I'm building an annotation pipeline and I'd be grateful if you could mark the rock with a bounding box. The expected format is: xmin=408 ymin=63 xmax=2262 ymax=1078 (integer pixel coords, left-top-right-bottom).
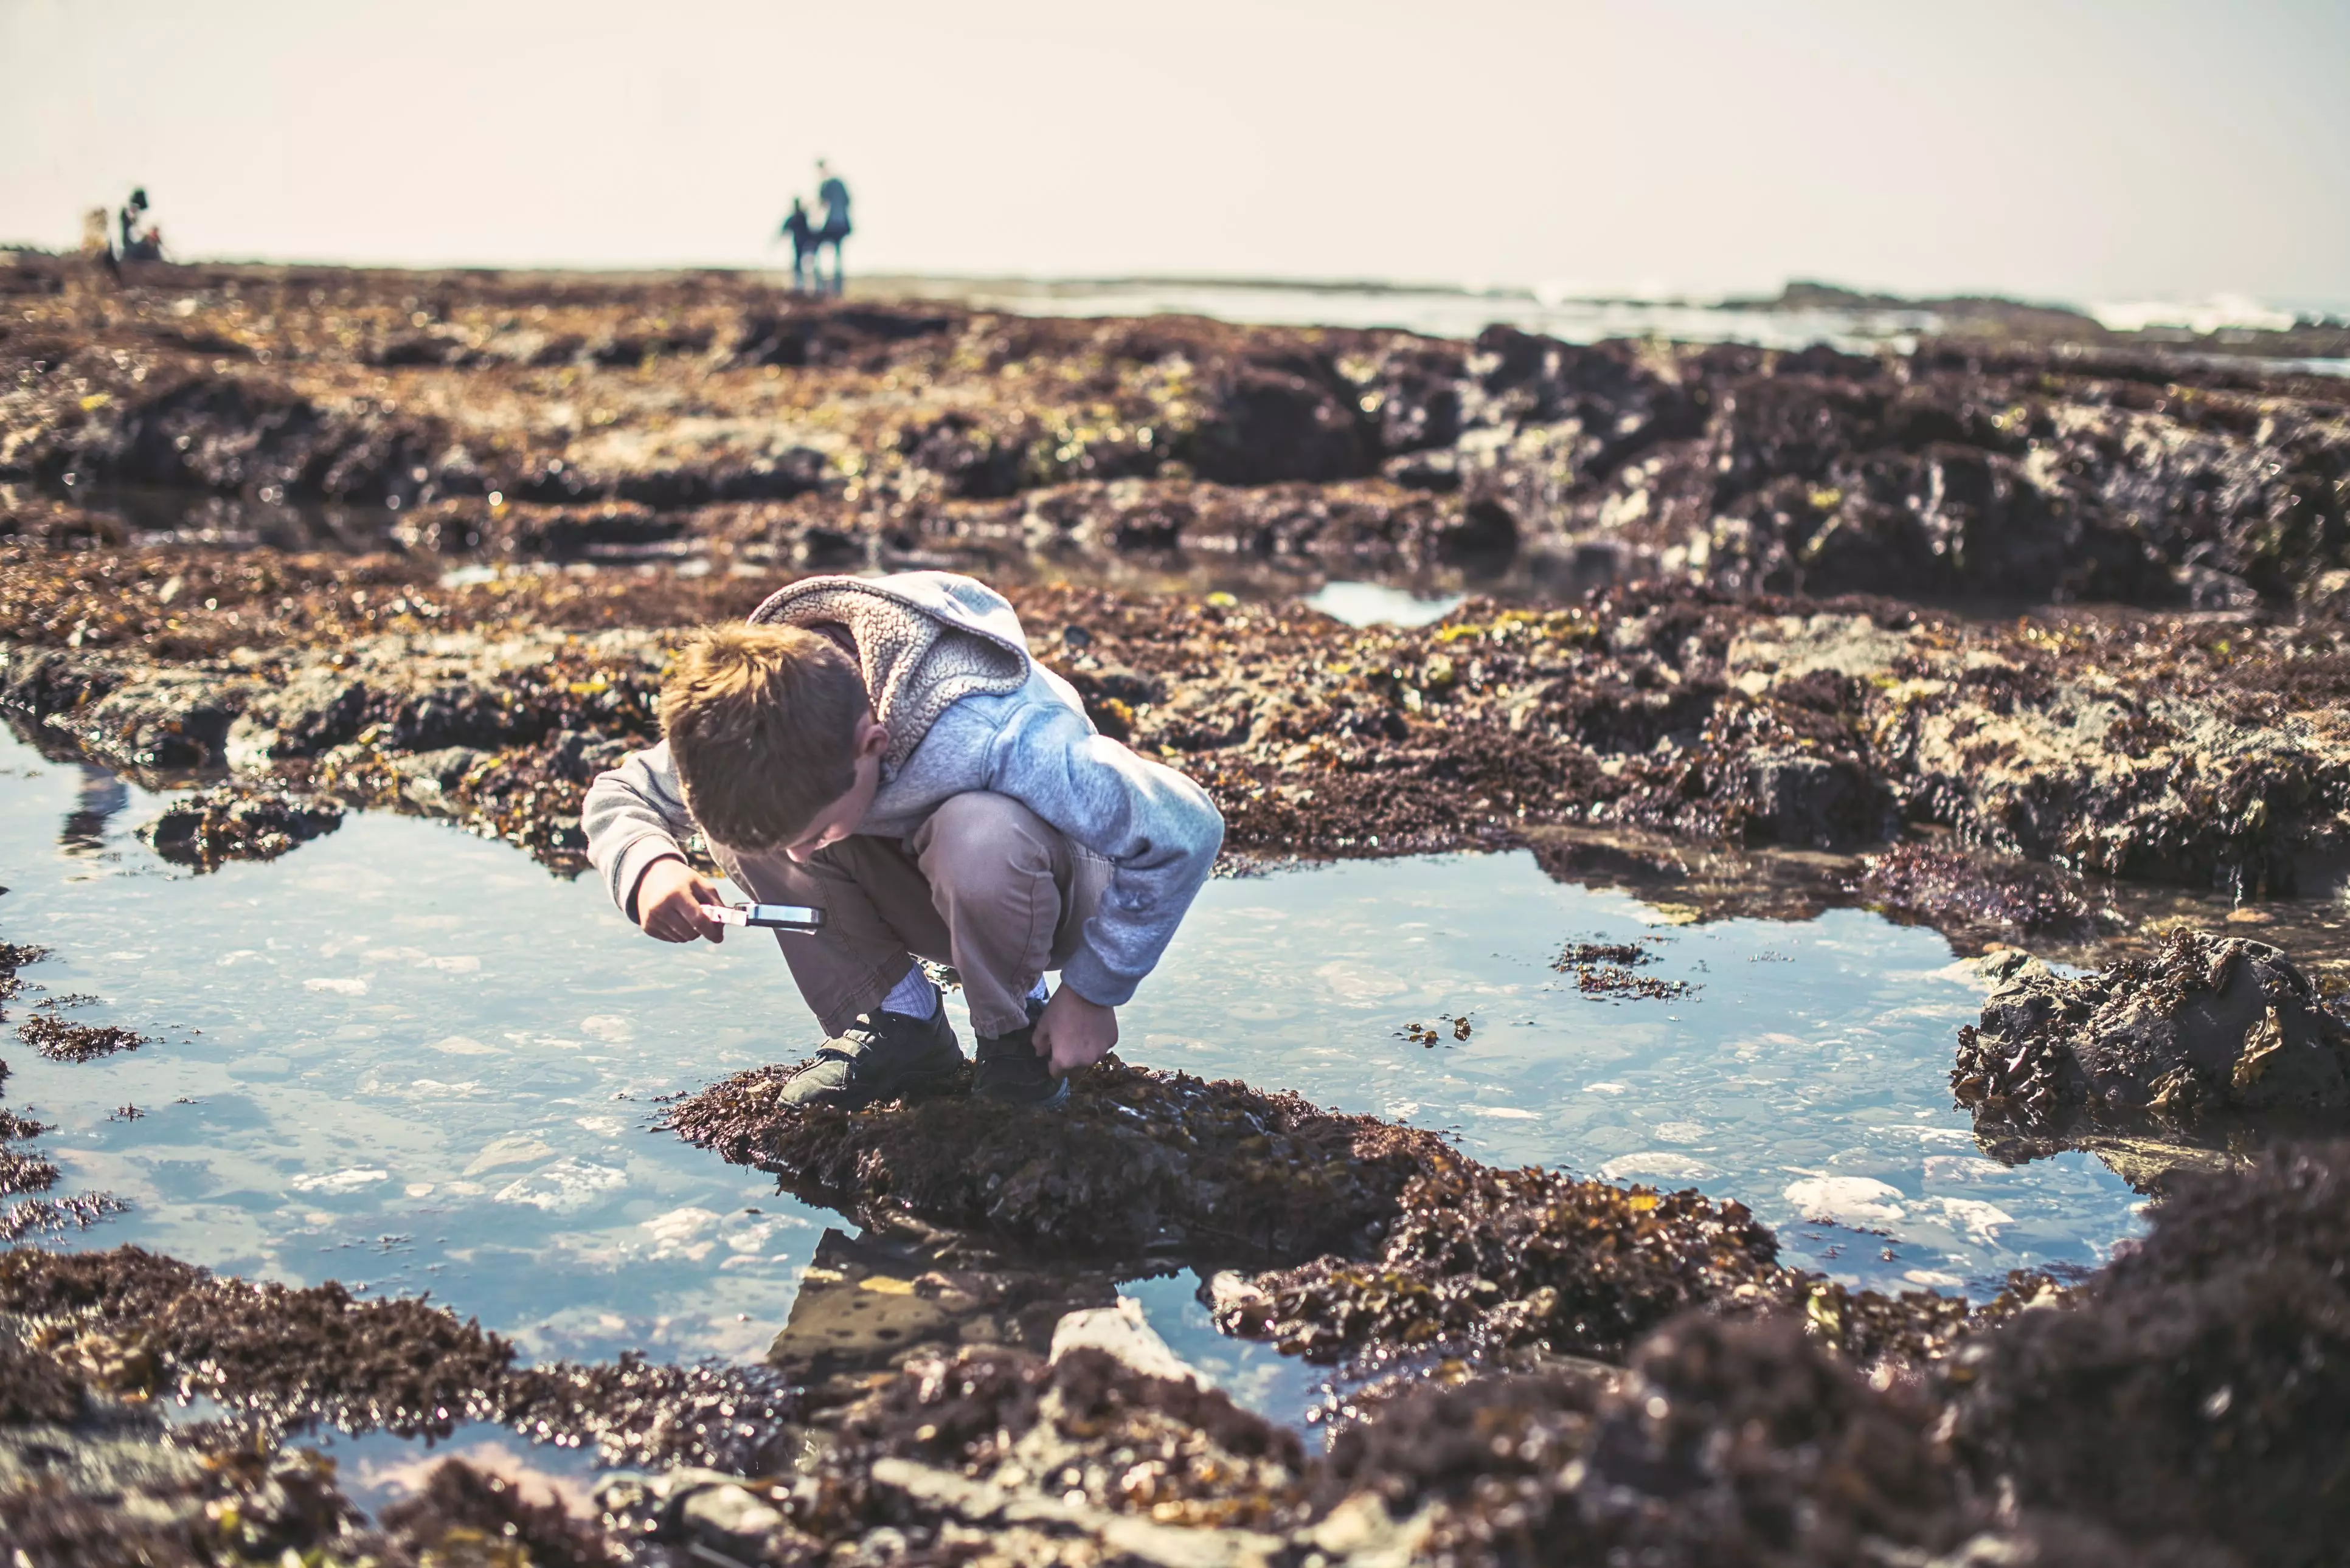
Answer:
xmin=545 ymin=727 xmax=633 ymax=782
xmin=391 ymin=745 xmax=487 ymax=803
xmin=137 ymin=785 xmax=344 ymax=870
xmin=1953 ymin=1139 xmax=2350 ymax=1566
xmin=1225 ymin=1159 xmax=1788 ymax=1364
xmin=1178 ymin=355 xmax=1378 ymax=486
xmin=1952 ymin=930 xmax=2350 ymax=1131
xmin=665 ymin=1057 xmax=1451 ymax=1266
xmin=224 ymin=669 xmax=367 ymax=762
xmin=41 ymin=666 xmax=248 ymax=769
xmin=1738 ymin=748 xmax=1891 ymax=848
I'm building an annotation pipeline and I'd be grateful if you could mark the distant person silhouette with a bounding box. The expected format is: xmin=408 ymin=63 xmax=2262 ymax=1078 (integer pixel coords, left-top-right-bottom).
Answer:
xmin=780 ymin=198 xmax=817 ymax=293
xmin=814 ymin=160 xmax=851 ymax=295
xmin=115 ymin=187 xmax=162 ymax=263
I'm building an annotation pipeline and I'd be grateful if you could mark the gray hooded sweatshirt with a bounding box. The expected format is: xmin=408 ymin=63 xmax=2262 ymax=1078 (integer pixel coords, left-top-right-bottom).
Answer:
xmin=581 ymin=571 xmax=1223 ymax=1009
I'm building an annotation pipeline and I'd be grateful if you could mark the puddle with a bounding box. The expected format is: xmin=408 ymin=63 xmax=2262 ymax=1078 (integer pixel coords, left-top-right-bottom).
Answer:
xmin=1303 ymin=580 xmax=1467 ymax=629
xmin=0 ymin=726 xmax=2144 ymax=1425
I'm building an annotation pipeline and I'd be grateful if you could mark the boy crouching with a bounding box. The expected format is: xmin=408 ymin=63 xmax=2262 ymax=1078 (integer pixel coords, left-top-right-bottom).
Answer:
xmin=582 ymin=572 xmax=1223 ymax=1108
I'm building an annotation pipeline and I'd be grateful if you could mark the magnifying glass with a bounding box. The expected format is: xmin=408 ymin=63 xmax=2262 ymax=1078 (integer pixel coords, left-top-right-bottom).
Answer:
xmin=698 ymin=902 xmax=827 ymax=934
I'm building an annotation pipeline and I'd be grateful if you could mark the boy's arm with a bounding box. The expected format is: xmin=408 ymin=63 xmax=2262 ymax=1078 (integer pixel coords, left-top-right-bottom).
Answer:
xmin=584 ymin=739 xmax=699 ymax=923
xmin=985 ymin=703 xmax=1224 ymax=1007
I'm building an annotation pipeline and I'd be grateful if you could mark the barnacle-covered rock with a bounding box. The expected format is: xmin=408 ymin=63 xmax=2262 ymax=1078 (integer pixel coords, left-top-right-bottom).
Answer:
xmin=1218 ymin=1160 xmax=1789 ymax=1364
xmin=1952 ymin=931 xmax=2350 ymax=1132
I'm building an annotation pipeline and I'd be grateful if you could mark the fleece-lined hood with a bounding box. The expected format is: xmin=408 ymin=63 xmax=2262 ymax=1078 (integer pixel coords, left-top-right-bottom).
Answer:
xmin=744 ymin=572 xmax=1031 ymax=770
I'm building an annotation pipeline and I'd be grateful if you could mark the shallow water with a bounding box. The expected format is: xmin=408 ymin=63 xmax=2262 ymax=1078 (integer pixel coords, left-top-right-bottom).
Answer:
xmin=0 ymin=727 xmax=2142 ymax=1429
xmin=883 ymin=277 xmax=1936 ymax=356
xmin=1302 ymin=580 xmax=1467 ymax=629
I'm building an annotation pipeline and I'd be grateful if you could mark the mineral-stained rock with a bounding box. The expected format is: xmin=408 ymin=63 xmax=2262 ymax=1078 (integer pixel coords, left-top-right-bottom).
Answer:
xmin=136 ymin=784 xmax=344 ymax=870
xmin=665 ymin=1057 xmax=1451 ymax=1266
xmin=1952 ymin=931 xmax=2350 ymax=1130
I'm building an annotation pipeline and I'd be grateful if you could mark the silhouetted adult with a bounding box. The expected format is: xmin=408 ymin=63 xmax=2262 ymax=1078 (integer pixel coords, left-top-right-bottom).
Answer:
xmin=814 ymin=160 xmax=851 ymax=294
xmin=780 ymin=198 xmax=817 ymax=292
xmin=115 ymin=187 xmax=165 ymax=263
xmin=117 ymin=188 xmax=151 ymax=262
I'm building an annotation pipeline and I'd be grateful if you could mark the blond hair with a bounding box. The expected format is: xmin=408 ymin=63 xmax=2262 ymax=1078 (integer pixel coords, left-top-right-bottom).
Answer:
xmin=659 ymin=623 xmax=870 ymax=849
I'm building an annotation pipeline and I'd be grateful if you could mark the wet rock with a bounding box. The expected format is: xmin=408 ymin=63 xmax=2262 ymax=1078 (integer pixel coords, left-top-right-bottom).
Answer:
xmin=1222 ymin=1158 xmax=1788 ymax=1364
xmin=1048 ymin=1296 xmax=1204 ymax=1387
xmin=0 ymin=1393 xmax=373 ymax=1568
xmin=1952 ymin=1139 xmax=2350 ymax=1566
xmin=1952 ymin=930 xmax=2350 ymax=1131
xmin=60 ymin=371 xmax=452 ymax=506
xmin=0 ymin=1333 xmax=88 ymax=1425
xmin=389 ymin=743 xmax=488 ymax=800
xmin=136 ymin=784 xmax=344 ymax=869
xmin=544 ymin=726 xmax=633 ymax=783
xmin=13 ymin=263 xmax=2350 ymax=606
xmin=0 ymin=1245 xmax=803 ymax=1473
xmin=0 ymin=1147 xmax=60 ymax=1197
xmin=0 ymin=646 xmax=123 ymax=724
xmin=36 ymin=665 xmax=246 ymax=768
xmin=666 ymin=1057 xmax=1451 ymax=1266
xmin=840 ymin=1343 xmax=1305 ymax=1531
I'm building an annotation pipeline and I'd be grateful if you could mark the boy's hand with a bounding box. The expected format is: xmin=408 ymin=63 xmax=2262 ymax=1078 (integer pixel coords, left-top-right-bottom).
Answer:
xmin=1033 ymin=987 xmax=1118 ymax=1076
xmin=637 ymin=857 xmax=727 ymax=944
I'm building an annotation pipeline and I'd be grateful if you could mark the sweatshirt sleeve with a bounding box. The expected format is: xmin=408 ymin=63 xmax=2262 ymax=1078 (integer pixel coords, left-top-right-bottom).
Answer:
xmin=583 ymin=739 xmax=696 ymax=922
xmin=982 ymin=701 xmax=1224 ymax=1007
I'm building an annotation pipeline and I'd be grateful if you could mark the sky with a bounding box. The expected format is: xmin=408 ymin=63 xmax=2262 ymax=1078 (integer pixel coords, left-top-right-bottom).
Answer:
xmin=4 ymin=0 xmax=2346 ymax=311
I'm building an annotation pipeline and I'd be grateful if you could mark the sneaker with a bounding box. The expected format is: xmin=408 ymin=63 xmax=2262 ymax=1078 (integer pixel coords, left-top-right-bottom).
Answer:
xmin=780 ymin=1000 xmax=963 ymax=1110
xmin=974 ymin=995 xmax=1069 ymax=1108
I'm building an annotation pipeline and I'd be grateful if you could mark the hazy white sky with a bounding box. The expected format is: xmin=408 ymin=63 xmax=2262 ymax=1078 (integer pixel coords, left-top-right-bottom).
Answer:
xmin=5 ymin=0 xmax=2346 ymax=308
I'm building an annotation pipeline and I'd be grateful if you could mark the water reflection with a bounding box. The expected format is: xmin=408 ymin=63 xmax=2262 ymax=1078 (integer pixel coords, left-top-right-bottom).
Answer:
xmin=61 ymin=766 xmax=128 ymax=857
xmin=1303 ymin=581 xmax=1466 ymax=629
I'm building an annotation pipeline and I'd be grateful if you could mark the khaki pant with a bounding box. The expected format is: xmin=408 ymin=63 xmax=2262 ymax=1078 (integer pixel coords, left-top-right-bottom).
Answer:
xmin=715 ymin=792 xmax=1111 ymax=1038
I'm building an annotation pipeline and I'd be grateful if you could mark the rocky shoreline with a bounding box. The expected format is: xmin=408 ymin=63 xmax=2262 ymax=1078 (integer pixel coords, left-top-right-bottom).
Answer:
xmin=4 ymin=260 xmax=2349 ymax=1565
